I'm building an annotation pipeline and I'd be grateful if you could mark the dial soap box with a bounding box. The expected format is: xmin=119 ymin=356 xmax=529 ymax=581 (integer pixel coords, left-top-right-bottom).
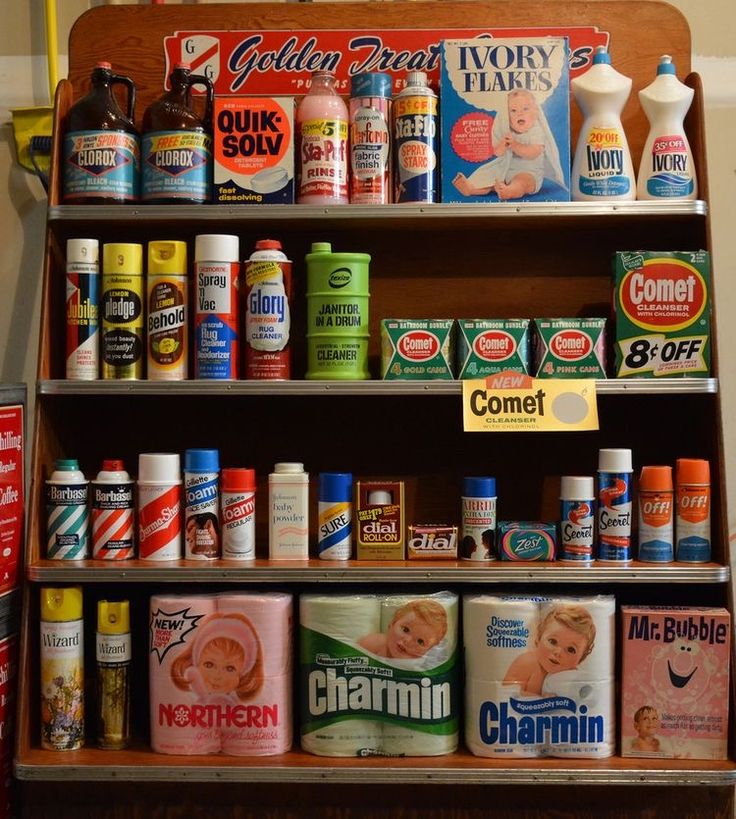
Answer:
xmin=621 ymin=606 xmax=730 ymax=759
xmin=613 ymin=251 xmax=710 ymax=377
xmin=440 ymin=37 xmax=571 ymax=203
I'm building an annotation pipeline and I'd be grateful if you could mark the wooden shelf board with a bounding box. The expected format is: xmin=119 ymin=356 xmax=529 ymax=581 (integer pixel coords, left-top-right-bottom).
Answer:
xmin=14 ymin=746 xmax=736 ymax=785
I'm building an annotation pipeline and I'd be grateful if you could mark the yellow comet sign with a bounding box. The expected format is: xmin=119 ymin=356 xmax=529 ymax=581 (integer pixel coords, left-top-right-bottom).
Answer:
xmin=462 ymin=371 xmax=599 ymax=432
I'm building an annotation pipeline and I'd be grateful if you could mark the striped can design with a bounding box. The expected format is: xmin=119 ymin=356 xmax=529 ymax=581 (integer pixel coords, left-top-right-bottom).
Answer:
xmin=92 ymin=481 xmax=135 ymax=559
xmin=138 ymin=483 xmax=182 ymax=560
xmin=46 ymin=482 xmax=89 ymax=559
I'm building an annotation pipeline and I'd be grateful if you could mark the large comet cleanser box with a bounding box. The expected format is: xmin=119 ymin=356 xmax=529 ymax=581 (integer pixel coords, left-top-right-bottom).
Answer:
xmin=440 ymin=37 xmax=570 ymax=204
xmin=613 ymin=251 xmax=710 ymax=378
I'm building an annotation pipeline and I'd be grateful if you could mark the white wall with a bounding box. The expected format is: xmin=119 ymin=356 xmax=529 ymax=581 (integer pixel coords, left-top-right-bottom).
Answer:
xmin=1 ymin=0 xmax=735 ymax=527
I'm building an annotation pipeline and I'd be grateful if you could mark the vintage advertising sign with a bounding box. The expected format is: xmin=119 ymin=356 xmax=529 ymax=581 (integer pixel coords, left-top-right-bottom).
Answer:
xmin=164 ymin=27 xmax=609 ymax=95
xmin=0 ymin=406 xmax=23 ymax=593
xmin=462 ymin=372 xmax=598 ymax=432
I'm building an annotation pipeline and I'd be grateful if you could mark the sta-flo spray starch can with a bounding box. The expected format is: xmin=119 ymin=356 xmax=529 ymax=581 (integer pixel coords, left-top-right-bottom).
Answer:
xmin=102 ymin=243 xmax=144 ymax=379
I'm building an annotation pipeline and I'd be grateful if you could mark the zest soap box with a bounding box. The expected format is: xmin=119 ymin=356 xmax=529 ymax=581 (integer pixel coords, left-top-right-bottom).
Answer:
xmin=213 ymin=97 xmax=294 ymax=204
xmin=621 ymin=606 xmax=730 ymax=759
xmin=497 ymin=521 xmax=556 ymax=560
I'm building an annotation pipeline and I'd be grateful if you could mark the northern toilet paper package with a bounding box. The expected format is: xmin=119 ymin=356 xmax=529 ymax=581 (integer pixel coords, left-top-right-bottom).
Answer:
xmin=464 ymin=594 xmax=615 ymax=759
xmin=300 ymin=592 xmax=459 ymax=757
xmin=149 ymin=592 xmax=293 ymax=756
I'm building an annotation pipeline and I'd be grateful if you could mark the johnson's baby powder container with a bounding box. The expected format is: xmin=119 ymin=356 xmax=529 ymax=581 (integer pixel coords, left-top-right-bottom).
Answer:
xmin=637 ymin=55 xmax=697 ymax=200
xmin=571 ymin=47 xmax=635 ymax=201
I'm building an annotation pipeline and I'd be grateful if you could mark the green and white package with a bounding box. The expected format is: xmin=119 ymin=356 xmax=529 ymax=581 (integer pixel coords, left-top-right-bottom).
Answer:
xmin=456 ymin=319 xmax=531 ymax=378
xmin=380 ymin=319 xmax=455 ymax=379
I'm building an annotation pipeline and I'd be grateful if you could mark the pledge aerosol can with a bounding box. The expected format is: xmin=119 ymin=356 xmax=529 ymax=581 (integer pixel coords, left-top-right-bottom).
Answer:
xmin=245 ymin=239 xmax=292 ymax=379
xmin=102 ymin=243 xmax=144 ymax=379
xmin=40 ymin=587 xmax=84 ymax=750
xmin=92 ymin=459 xmax=135 ymax=560
xmin=147 ymin=240 xmax=188 ymax=380
xmin=46 ymin=459 xmax=89 ymax=559
xmin=194 ymin=234 xmax=240 ymax=379
xmin=65 ymin=238 xmax=100 ymax=380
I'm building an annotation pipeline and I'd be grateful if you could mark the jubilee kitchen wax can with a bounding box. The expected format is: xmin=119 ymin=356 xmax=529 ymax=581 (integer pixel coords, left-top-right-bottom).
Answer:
xmin=65 ymin=239 xmax=100 ymax=380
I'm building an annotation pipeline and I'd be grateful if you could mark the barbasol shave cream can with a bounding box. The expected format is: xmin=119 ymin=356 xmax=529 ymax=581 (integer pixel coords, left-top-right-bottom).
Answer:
xmin=559 ymin=476 xmax=595 ymax=562
xmin=597 ymin=448 xmax=633 ymax=562
xmin=194 ymin=234 xmax=240 ymax=379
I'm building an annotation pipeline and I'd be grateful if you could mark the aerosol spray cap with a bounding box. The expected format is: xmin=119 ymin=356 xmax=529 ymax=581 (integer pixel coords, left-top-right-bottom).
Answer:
xmin=41 ymin=587 xmax=83 ymax=622
xmin=97 ymin=600 xmax=130 ymax=634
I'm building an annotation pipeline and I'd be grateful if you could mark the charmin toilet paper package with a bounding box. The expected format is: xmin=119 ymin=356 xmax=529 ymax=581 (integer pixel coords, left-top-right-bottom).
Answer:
xmin=149 ymin=592 xmax=293 ymax=756
xmin=464 ymin=594 xmax=615 ymax=759
xmin=621 ymin=606 xmax=730 ymax=759
xmin=300 ymin=592 xmax=459 ymax=757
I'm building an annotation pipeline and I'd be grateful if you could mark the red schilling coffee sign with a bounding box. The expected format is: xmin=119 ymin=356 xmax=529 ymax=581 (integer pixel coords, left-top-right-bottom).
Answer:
xmin=163 ymin=27 xmax=610 ymax=95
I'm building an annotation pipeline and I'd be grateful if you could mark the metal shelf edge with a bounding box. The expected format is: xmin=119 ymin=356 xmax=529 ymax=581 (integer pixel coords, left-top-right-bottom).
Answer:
xmin=37 ymin=378 xmax=719 ymax=397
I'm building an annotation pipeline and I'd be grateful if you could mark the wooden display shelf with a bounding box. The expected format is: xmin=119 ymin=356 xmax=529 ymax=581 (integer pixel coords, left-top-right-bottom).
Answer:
xmin=25 ymin=558 xmax=730 ymax=584
xmin=14 ymin=745 xmax=736 ymax=785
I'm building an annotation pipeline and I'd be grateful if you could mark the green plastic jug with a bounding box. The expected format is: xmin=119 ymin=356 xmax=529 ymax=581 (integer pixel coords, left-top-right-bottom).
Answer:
xmin=305 ymin=242 xmax=371 ymax=380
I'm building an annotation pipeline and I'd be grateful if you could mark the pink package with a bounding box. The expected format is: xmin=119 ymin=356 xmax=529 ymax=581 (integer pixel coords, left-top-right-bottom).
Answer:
xmin=149 ymin=592 xmax=293 ymax=756
xmin=621 ymin=606 xmax=730 ymax=759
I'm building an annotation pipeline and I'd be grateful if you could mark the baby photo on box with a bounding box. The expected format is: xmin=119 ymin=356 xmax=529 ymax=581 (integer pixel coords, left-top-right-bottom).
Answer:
xmin=621 ymin=606 xmax=730 ymax=759
xmin=441 ymin=37 xmax=570 ymax=203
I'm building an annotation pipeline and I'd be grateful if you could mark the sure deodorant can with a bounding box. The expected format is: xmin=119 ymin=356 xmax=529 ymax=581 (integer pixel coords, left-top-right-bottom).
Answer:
xmin=559 ymin=476 xmax=595 ymax=562
xmin=221 ymin=467 xmax=256 ymax=560
xmin=461 ymin=476 xmax=496 ymax=560
xmin=184 ymin=448 xmax=220 ymax=560
xmin=318 ymin=472 xmax=352 ymax=559
xmin=245 ymin=239 xmax=292 ymax=379
xmin=65 ymin=238 xmax=100 ymax=380
xmin=638 ymin=465 xmax=674 ymax=562
xmin=92 ymin=459 xmax=135 ymax=560
xmin=597 ymin=448 xmax=633 ymax=561
xmin=194 ymin=234 xmax=240 ymax=379
xmin=147 ymin=240 xmax=188 ymax=380
xmin=675 ymin=458 xmax=711 ymax=562
xmin=102 ymin=243 xmax=144 ymax=379
xmin=137 ymin=453 xmax=182 ymax=561
xmin=46 ymin=459 xmax=89 ymax=559
xmin=40 ymin=587 xmax=84 ymax=750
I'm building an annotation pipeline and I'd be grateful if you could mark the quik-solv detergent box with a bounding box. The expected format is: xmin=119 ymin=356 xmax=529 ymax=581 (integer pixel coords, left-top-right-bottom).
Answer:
xmin=621 ymin=606 xmax=730 ymax=759
xmin=441 ymin=38 xmax=570 ymax=204
xmin=613 ymin=251 xmax=710 ymax=377
xmin=214 ymin=97 xmax=294 ymax=203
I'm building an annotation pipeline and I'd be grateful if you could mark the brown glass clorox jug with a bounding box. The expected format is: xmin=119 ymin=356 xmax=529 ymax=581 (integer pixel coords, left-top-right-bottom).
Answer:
xmin=62 ymin=61 xmax=139 ymax=204
xmin=141 ymin=63 xmax=214 ymax=204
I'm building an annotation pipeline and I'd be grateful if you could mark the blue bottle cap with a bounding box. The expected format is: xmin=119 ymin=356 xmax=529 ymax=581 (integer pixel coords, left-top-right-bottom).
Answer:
xmin=351 ymin=72 xmax=392 ymax=99
xmin=592 ymin=46 xmax=611 ymax=65
xmin=657 ymin=55 xmax=677 ymax=75
xmin=184 ymin=448 xmax=220 ymax=473
xmin=319 ymin=472 xmax=353 ymax=502
xmin=463 ymin=476 xmax=496 ymax=498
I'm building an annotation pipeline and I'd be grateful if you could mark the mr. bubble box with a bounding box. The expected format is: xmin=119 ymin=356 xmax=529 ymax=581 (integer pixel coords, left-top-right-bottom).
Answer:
xmin=213 ymin=97 xmax=294 ymax=203
xmin=621 ymin=606 xmax=730 ymax=759
xmin=441 ymin=37 xmax=570 ymax=203
xmin=613 ymin=251 xmax=711 ymax=377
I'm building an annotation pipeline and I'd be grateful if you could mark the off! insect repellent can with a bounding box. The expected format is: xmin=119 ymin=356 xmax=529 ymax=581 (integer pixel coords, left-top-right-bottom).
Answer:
xmin=194 ymin=235 xmax=240 ymax=379
xmin=638 ymin=465 xmax=674 ymax=562
xmin=65 ymin=239 xmax=100 ymax=380
xmin=147 ymin=241 xmax=188 ymax=380
xmin=102 ymin=243 xmax=144 ymax=379
xmin=675 ymin=458 xmax=711 ymax=562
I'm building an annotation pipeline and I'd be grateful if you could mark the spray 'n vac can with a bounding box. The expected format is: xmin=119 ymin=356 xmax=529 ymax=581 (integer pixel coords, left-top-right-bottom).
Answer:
xmin=393 ymin=71 xmax=439 ymax=203
xmin=92 ymin=459 xmax=135 ymax=560
xmin=40 ymin=587 xmax=84 ymax=750
xmin=101 ymin=243 xmax=144 ymax=379
xmin=245 ymin=239 xmax=292 ymax=379
xmin=350 ymin=72 xmax=392 ymax=204
xmin=65 ymin=238 xmax=100 ymax=380
xmin=147 ymin=240 xmax=188 ymax=380
xmin=46 ymin=458 xmax=89 ymax=559
xmin=194 ymin=234 xmax=240 ymax=379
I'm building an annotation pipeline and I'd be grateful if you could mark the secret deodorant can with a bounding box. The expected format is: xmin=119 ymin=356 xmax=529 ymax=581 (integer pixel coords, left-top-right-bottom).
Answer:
xmin=194 ymin=234 xmax=240 ymax=379
xmin=597 ymin=448 xmax=633 ymax=562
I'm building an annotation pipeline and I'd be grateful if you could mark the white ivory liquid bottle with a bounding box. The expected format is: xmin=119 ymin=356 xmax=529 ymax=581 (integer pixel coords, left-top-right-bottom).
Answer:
xmin=571 ymin=46 xmax=635 ymax=201
xmin=637 ymin=55 xmax=697 ymax=200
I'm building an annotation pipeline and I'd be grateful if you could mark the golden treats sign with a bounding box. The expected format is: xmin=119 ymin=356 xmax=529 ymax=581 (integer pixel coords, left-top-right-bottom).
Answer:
xmin=463 ymin=372 xmax=598 ymax=432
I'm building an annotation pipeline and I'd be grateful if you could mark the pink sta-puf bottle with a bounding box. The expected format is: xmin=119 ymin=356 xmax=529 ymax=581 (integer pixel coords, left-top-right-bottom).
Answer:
xmin=297 ymin=71 xmax=349 ymax=204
